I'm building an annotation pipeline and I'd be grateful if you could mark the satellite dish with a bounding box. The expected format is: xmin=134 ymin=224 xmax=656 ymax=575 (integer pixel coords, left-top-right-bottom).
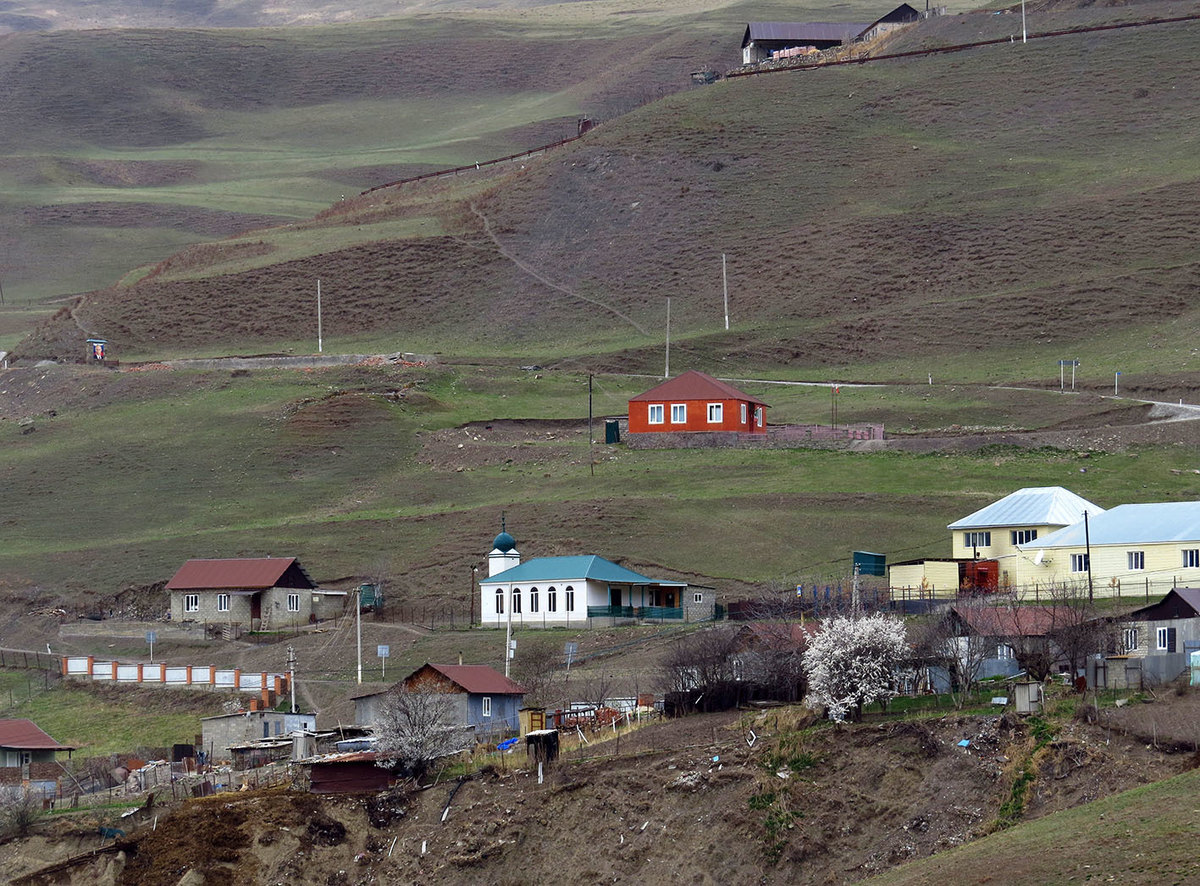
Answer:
xmin=1033 ymin=550 xmax=1044 ymax=565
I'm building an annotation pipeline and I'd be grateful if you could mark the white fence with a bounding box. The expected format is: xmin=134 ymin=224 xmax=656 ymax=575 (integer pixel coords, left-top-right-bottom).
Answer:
xmin=62 ymin=656 xmax=287 ymax=694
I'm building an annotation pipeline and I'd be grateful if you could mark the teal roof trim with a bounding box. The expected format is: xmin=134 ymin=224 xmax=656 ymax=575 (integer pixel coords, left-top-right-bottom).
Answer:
xmin=485 ymin=555 xmax=660 ymax=585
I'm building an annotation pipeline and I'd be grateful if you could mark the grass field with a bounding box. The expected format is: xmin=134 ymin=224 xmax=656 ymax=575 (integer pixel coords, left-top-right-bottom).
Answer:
xmin=0 ymin=670 xmax=220 ymax=757
xmin=1 ymin=361 xmax=1195 ymax=600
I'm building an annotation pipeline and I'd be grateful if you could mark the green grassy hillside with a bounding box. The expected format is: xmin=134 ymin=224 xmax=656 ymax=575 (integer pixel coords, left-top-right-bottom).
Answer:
xmin=869 ymin=765 xmax=1200 ymax=886
xmin=0 ymin=0 xmax=758 ymax=303
xmin=23 ymin=0 xmax=1200 ymax=389
xmin=1 ymin=360 xmax=1195 ymax=600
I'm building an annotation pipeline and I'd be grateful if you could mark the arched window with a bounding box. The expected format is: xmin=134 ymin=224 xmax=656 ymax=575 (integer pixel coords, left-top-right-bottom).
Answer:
xmin=565 ymin=585 xmax=575 ymax=611
xmin=495 ymin=587 xmax=504 ymax=615
xmin=547 ymin=586 xmax=557 ymax=612
xmin=512 ymin=587 xmax=522 ymax=614
xmin=530 ymin=587 xmax=539 ymax=612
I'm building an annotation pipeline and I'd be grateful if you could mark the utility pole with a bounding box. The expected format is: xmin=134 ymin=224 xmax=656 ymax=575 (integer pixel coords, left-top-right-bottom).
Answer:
xmin=1083 ymin=510 xmax=1094 ymax=602
xmin=0 ymin=278 xmax=5 ymax=306
xmin=317 ymin=279 xmax=323 ymax=354
xmin=504 ymin=582 xmax=514 ymax=678
xmin=1021 ymin=0 xmax=1027 ymax=43
xmin=356 ymin=586 xmax=363 ymax=684
xmin=588 ymin=374 xmax=594 ymax=478
xmin=851 ymin=563 xmax=861 ymax=618
xmin=287 ymin=644 xmax=297 ymax=713
xmin=722 ymin=253 xmax=729 ymax=330
xmin=664 ymin=297 xmax=671 ymax=379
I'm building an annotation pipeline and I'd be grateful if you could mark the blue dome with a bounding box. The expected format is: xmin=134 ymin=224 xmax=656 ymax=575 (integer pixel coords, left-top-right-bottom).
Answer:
xmin=493 ymin=531 xmax=516 ymax=553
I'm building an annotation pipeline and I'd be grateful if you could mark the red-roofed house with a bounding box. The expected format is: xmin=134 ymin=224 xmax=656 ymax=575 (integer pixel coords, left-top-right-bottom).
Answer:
xmin=166 ymin=557 xmax=345 ymax=630
xmin=0 ymin=719 xmax=74 ymax=797
xmin=628 ymin=370 xmax=768 ymax=435
xmin=352 ymin=663 xmax=525 ymax=738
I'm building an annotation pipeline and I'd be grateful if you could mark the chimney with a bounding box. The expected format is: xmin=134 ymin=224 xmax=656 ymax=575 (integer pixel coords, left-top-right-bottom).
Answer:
xmin=458 ymin=651 xmax=463 ymax=666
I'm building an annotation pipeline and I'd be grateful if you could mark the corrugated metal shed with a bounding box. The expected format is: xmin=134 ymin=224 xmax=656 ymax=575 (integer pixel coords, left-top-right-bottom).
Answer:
xmin=948 ymin=487 xmax=1105 ymax=530
xmin=0 ymin=719 xmax=74 ymax=750
xmin=629 ymin=370 xmax=768 ymax=407
xmin=744 ymin=21 xmax=868 ymax=44
xmin=166 ymin=557 xmax=315 ymax=590
xmin=1024 ymin=501 xmax=1200 ymax=548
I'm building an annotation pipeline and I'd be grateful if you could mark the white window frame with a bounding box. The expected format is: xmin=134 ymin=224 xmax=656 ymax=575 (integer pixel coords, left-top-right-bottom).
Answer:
xmin=1184 ymin=549 xmax=1200 ymax=569
xmin=547 ymin=587 xmax=557 ymax=612
xmin=647 ymin=404 xmax=664 ymax=424
xmin=1070 ymin=553 xmax=1090 ymax=573
xmin=512 ymin=587 xmax=522 ymax=614
xmin=184 ymin=594 xmax=199 ymax=613
xmin=1128 ymin=551 xmax=1145 ymax=571
xmin=287 ymin=593 xmax=301 ymax=613
xmin=963 ymin=531 xmax=991 ymax=549
xmin=566 ymin=586 xmax=575 ymax=611
xmin=1122 ymin=627 xmax=1138 ymax=653
xmin=693 ymin=592 xmax=703 ymax=604
xmin=217 ymin=594 xmax=230 ymax=613
xmin=670 ymin=403 xmax=686 ymax=424
xmin=481 ymin=696 xmax=492 ymax=718
xmin=1011 ymin=529 xmax=1038 ymax=545
xmin=1157 ymin=627 xmax=1170 ymax=651
xmin=495 ymin=588 xmax=504 ymax=615
xmin=755 ymin=406 xmax=764 ymax=427
xmin=707 ymin=402 xmax=722 ymax=424
xmin=530 ymin=586 xmax=539 ymax=613
xmin=741 ymin=403 xmax=747 ymax=424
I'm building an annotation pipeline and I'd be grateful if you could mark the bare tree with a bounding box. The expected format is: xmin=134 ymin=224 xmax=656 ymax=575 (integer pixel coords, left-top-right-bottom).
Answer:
xmin=913 ymin=598 xmax=1001 ymax=708
xmin=658 ymin=626 xmax=741 ymax=695
xmin=0 ymin=790 xmax=40 ymax=838
xmin=1044 ymin=581 xmax=1109 ymax=681
xmin=512 ymin=639 xmax=565 ymax=708
xmin=373 ymin=685 xmax=465 ymax=778
xmin=991 ymin=582 xmax=1107 ymax=682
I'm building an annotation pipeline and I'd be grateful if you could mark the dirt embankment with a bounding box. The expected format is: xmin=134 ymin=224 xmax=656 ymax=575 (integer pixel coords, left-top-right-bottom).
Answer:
xmin=4 ymin=701 xmax=1189 ymax=886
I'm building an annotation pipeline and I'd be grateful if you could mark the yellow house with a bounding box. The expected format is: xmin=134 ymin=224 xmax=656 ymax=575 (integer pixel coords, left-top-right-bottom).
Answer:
xmin=947 ymin=486 xmax=1105 ymax=588
xmin=1017 ymin=501 xmax=1200 ymax=599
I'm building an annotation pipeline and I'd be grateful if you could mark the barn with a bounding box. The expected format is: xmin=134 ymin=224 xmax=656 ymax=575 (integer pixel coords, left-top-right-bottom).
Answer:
xmin=741 ymin=4 xmax=921 ymax=64
xmin=627 ymin=370 xmax=767 ymax=435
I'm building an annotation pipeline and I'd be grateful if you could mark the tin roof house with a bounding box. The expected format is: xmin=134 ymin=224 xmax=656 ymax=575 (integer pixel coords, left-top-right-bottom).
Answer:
xmin=741 ymin=4 xmax=920 ymax=64
xmin=0 ymin=719 xmax=75 ymax=797
xmin=628 ymin=370 xmax=768 ymax=436
xmin=1017 ymin=501 xmax=1200 ymax=598
xmin=166 ymin=557 xmax=346 ymax=631
xmin=478 ymin=527 xmax=708 ymax=627
xmin=889 ymin=487 xmax=1104 ymax=598
xmin=353 ymin=663 xmax=526 ymax=739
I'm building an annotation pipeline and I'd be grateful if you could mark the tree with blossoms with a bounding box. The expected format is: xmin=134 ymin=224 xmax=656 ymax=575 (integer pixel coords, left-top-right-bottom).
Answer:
xmin=802 ymin=612 xmax=908 ymax=723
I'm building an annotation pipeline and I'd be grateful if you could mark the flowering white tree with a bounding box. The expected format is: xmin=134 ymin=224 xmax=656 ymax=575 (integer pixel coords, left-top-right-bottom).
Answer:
xmin=803 ymin=613 xmax=908 ymax=723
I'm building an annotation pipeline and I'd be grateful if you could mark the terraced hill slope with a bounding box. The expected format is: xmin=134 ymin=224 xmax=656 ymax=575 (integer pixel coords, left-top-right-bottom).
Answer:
xmin=18 ymin=0 xmax=1200 ymax=386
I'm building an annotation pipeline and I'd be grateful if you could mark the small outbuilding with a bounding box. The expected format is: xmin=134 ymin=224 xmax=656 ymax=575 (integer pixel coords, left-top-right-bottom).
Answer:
xmin=0 ymin=719 xmax=75 ymax=797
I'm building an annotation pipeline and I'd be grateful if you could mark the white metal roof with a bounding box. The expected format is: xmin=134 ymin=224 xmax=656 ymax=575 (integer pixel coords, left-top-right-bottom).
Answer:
xmin=947 ymin=487 xmax=1104 ymax=530
xmin=1024 ymin=501 xmax=1200 ymax=548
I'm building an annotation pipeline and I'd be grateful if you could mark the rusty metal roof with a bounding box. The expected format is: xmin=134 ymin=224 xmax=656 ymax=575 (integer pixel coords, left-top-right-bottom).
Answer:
xmin=628 ymin=370 xmax=769 ymax=407
xmin=0 ymin=719 xmax=73 ymax=750
xmin=418 ymin=663 xmax=526 ymax=695
xmin=166 ymin=557 xmax=312 ymax=590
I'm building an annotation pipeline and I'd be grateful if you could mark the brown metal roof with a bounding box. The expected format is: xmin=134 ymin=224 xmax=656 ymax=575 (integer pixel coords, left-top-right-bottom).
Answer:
xmin=166 ymin=557 xmax=311 ymax=590
xmin=0 ymin=719 xmax=73 ymax=750
xmin=952 ymin=605 xmax=1070 ymax=638
xmin=421 ymin=663 xmax=526 ymax=695
xmin=628 ymin=370 xmax=769 ymax=407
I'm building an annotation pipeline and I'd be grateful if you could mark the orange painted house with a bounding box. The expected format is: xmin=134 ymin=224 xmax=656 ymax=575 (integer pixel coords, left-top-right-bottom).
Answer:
xmin=628 ymin=370 xmax=769 ymax=434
